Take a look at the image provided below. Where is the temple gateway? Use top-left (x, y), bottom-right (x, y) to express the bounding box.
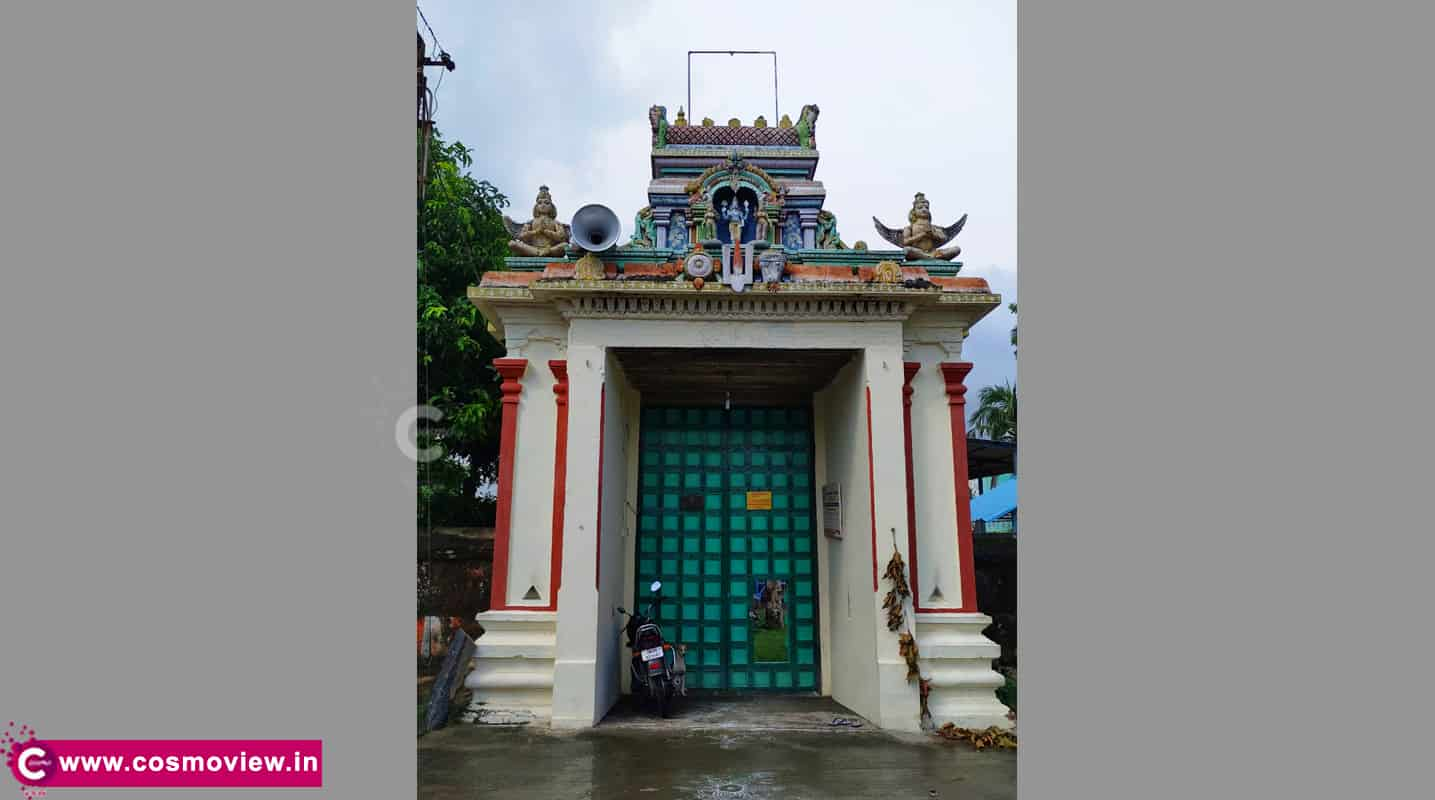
top-left (464, 104), bottom-right (1011, 731)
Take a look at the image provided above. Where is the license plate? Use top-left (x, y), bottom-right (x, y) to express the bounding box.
top-left (640, 646), bottom-right (664, 662)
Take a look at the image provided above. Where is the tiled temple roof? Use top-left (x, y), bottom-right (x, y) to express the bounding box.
top-left (665, 125), bottom-right (800, 148)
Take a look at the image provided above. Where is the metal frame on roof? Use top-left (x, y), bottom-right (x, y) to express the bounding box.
top-left (966, 437), bottom-right (1016, 480)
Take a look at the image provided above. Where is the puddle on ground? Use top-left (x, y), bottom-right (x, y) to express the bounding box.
top-left (681, 771), bottom-right (781, 800)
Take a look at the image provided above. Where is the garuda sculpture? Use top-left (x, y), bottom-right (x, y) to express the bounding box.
top-left (872, 192), bottom-right (967, 261)
top-left (503, 186), bottom-right (571, 258)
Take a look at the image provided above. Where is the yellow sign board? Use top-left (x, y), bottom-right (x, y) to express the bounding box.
top-left (745, 491), bottom-right (772, 511)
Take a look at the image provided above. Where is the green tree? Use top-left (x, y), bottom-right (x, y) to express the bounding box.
top-left (418, 130), bottom-right (511, 526)
top-left (969, 381), bottom-right (1017, 443)
top-left (1008, 302), bottom-right (1017, 356)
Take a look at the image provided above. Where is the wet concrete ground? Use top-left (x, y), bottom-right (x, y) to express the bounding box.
top-left (418, 696), bottom-right (1016, 800)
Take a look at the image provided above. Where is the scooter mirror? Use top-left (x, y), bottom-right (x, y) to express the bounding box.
top-left (650, 580), bottom-right (662, 594)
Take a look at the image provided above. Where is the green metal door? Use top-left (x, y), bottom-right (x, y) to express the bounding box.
top-left (636, 407), bottom-right (819, 692)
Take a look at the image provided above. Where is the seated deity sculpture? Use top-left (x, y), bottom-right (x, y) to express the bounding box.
top-left (503, 185), bottom-right (571, 258)
top-left (872, 192), bottom-right (968, 261)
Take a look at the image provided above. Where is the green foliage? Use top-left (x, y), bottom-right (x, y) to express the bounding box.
top-left (996, 672), bottom-right (1017, 713)
top-left (970, 381), bottom-right (1017, 443)
top-left (418, 129), bottom-right (510, 526)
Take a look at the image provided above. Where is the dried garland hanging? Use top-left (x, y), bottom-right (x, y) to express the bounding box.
top-left (882, 533), bottom-right (934, 729)
top-left (881, 548), bottom-right (910, 632)
top-left (883, 531), bottom-right (1016, 750)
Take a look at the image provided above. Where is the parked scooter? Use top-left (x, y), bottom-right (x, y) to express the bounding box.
top-left (617, 580), bottom-right (686, 718)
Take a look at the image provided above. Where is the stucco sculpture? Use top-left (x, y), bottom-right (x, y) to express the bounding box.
top-left (872, 259), bottom-right (903, 284)
top-left (721, 198), bottom-right (750, 246)
top-left (630, 206), bottom-right (655, 248)
top-left (753, 193), bottom-right (772, 244)
top-left (795, 104), bottom-right (819, 148)
top-left (872, 192), bottom-right (967, 261)
top-left (504, 186), bottom-right (571, 257)
top-left (816, 210), bottom-right (846, 249)
top-left (649, 105), bottom-right (668, 147)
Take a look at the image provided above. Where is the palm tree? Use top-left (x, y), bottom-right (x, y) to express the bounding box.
top-left (969, 381), bottom-right (1016, 443)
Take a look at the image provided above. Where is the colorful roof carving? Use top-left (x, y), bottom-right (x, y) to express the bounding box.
top-left (652, 104), bottom-right (818, 150)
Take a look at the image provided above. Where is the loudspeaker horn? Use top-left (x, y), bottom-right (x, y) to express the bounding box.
top-left (570, 204), bottom-right (622, 252)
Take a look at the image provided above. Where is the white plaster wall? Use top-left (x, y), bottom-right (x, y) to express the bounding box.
top-left (619, 384), bottom-right (641, 696)
top-left (593, 355), bottom-right (637, 719)
top-left (862, 343), bottom-right (925, 732)
top-left (567, 318), bottom-right (903, 351)
top-left (814, 354), bottom-right (880, 723)
top-left (811, 397), bottom-right (834, 696)
top-left (548, 344), bottom-right (637, 727)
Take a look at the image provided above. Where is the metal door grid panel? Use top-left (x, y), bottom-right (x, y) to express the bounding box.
top-left (636, 406), bottom-right (818, 692)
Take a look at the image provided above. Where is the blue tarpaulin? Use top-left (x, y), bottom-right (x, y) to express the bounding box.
top-left (969, 478), bottom-right (1017, 522)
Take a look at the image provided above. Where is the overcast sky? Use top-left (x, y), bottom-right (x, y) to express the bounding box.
top-left (418, 0), bottom-right (1016, 401)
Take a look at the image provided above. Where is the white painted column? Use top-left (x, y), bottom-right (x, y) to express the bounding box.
top-left (902, 312), bottom-right (1011, 730)
top-left (465, 308), bottom-right (568, 724)
top-left (653, 207), bottom-right (671, 249)
top-left (799, 209), bottom-right (818, 249)
top-left (904, 335), bottom-right (964, 610)
top-left (487, 308), bottom-right (568, 608)
top-left (549, 341), bottom-right (607, 728)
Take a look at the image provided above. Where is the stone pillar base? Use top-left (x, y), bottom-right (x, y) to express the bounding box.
top-left (460, 610), bottom-right (557, 725)
top-left (549, 658), bottom-right (602, 729)
top-left (875, 658), bottom-right (925, 733)
top-left (915, 612), bottom-right (1013, 730)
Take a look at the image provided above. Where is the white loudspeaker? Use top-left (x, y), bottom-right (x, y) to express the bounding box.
top-left (570, 204), bottom-right (622, 252)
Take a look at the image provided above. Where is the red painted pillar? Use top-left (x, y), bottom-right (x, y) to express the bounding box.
top-left (865, 386), bottom-right (878, 592)
top-left (939, 362), bottom-right (979, 612)
top-left (595, 383), bottom-right (607, 590)
top-left (489, 357), bottom-right (528, 610)
top-left (902, 362), bottom-right (924, 610)
top-left (546, 360), bottom-right (569, 610)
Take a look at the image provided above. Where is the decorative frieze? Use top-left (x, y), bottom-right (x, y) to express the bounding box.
top-left (554, 294), bottom-right (917, 322)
